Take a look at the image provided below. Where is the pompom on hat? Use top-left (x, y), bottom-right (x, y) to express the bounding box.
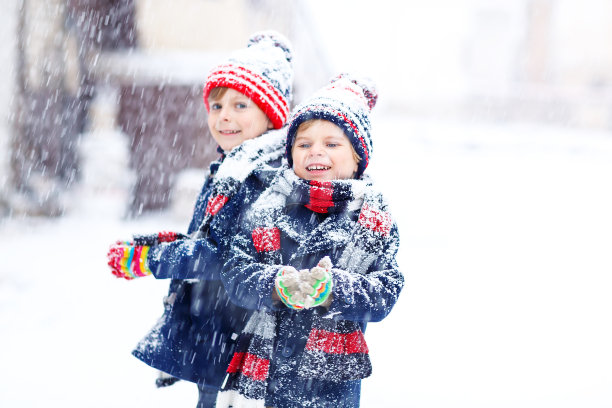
top-left (203, 30), bottom-right (294, 129)
top-left (285, 73), bottom-right (378, 177)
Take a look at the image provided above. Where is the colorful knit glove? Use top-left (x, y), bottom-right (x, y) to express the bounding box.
top-left (107, 241), bottom-right (153, 280)
top-left (275, 257), bottom-right (333, 310)
top-left (274, 265), bottom-right (303, 309)
top-left (306, 256), bottom-right (334, 308)
top-left (107, 231), bottom-right (187, 280)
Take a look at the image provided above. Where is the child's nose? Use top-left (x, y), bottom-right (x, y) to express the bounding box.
top-left (309, 143), bottom-right (325, 156)
top-left (219, 107), bottom-right (231, 121)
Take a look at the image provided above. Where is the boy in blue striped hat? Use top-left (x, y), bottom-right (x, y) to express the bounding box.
top-left (216, 74), bottom-right (404, 408)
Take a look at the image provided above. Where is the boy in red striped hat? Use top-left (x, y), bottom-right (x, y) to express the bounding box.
top-left (107, 30), bottom-right (294, 407)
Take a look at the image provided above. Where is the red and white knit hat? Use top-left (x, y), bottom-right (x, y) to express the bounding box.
top-left (203, 31), bottom-right (294, 129)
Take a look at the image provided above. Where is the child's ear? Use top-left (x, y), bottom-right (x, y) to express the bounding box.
top-left (267, 119), bottom-right (274, 129)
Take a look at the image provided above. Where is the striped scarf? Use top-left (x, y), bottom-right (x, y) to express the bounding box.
top-left (192, 128), bottom-right (286, 238)
top-left (217, 168), bottom-right (395, 407)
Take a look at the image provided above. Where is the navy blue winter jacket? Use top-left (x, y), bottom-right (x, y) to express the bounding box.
top-left (132, 159), bottom-right (280, 388)
top-left (220, 184), bottom-right (403, 407)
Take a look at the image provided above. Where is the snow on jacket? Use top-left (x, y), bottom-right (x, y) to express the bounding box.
top-left (219, 168), bottom-right (404, 407)
top-left (132, 129), bottom-right (285, 388)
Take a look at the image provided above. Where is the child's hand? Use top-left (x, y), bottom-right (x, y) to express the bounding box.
top-left (274, 257), bottom-right (334, 310)
top-left (107, 241), bottom-right (153, 280)
top-left (275, 266), bottom-right (305, 309)
top-left (305, 256), bottom-right (334, 309)
top-left (107, 232), bottom-right (186, 280)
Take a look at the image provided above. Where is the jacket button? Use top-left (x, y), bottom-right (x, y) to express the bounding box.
top-left (282, 344), bottom-right (294, 357)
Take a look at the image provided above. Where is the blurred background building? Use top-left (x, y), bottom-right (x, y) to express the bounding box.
top-left (0, 0), bottom-right (611, 218)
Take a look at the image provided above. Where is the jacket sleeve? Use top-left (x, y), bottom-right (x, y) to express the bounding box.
top-left (144, 175), bottom-right (222, 281)
top-left (220, 230), bottom-right (282, 312)
top-left (145, 237), bottom-right (220, 280)
top-left (327, 223), bottom-right (404, 323)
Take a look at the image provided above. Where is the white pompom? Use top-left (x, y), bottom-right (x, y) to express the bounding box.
top-left (248, 30), bottom-right (293, 63)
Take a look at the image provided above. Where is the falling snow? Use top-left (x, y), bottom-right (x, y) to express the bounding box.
top-left (2, 114), bottom-right (612, 407)
top-left (1, 0), bottom-right (612, 406)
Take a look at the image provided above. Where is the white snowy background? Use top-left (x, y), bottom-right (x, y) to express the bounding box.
top-left (2, 1), bottom-right (612, 407)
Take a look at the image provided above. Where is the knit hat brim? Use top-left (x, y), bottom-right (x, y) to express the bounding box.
top-left (202, 31), bottom-right (293, 130)
top-left (203, 64), bottom-right (290, 129)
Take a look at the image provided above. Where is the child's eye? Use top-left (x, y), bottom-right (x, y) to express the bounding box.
top-left (210, 103), bottom-right (221, 110)
top-left (236, 102), bottom-right (248, 109)
top-left (297, 143), bottom-right (311, 149)
top-left (327, 143), bottom-right (338, 148)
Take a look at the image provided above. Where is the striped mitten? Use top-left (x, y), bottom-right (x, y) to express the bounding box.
top-left (304, 256), bottom-right (333, 308)
top-left (107, 231), bottom-right (187, 280)
top-left (275, 265), bottom-right (304, 309)
top-left (275, 257), bottom-right (333, 310)
top-left (107, 241), bottom-right (152, 280)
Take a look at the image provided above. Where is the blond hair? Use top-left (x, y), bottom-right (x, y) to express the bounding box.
top-left (208, 87), bottom-right (229, 100)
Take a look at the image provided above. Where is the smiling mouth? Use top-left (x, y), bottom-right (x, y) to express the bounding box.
top-left (218, 130), bottom-right (240, 135)
top-left (307, 165), bottom-right (331, 171)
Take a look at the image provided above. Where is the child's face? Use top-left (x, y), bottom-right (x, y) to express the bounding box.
top-left (207, 88), bottom-right (272, 151)
top-left (291, 120), bottom-right (359, 181)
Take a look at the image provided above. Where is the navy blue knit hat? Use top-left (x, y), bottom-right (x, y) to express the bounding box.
top-left (286, 74), bottom-right (378, 177)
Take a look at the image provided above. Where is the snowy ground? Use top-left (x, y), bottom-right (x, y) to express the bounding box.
top-left (1, 115), bottom-right (612, 407)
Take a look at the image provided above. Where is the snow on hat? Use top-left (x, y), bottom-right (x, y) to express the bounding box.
top-left (203, 30), bottom-right (294, 129)
top-left (285, 73), bottom-right (378, 177)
